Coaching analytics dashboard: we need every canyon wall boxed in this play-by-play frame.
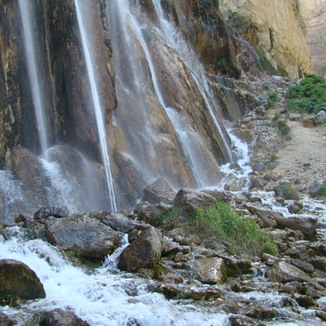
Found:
[220,0,315,77]
[300,0,326,77]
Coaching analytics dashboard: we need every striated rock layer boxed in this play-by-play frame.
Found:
[300,0,326,77]
[220,0,315,77]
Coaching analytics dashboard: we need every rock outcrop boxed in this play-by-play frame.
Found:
[220,0,314,76]
[300,0,326,77]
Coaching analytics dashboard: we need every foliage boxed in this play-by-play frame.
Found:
[277,120,291,137]
[161,203,277,256]
[266,91,280,108]
[317,186,326,197]
[217,58,229,69]
[283,184,300,200]
[196,202,277,256]
[286,74,326,114]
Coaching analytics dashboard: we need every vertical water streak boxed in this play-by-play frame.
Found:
[18,0,49,156]
[74,0,117,212]
[118,0,211,186]
[152,0,233,162]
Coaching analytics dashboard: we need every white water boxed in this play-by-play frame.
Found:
[0,228,229,326]
[152,0,233,162]
[18,0,49,156]
[74,0,117,212]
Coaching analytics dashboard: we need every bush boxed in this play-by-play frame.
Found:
[277,120,291,137]
[196,202,278,256]
[317,186,326,197]
[266,91,280,108]
[286,74,326,114]
[283,184,300,200]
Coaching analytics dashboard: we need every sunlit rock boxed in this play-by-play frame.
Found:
[196,257,227,284]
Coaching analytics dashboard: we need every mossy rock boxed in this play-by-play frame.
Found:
[0,259,45,306]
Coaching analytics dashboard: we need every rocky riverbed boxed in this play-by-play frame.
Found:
[0,75,326,326]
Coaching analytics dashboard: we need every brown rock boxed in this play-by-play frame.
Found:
[118,226,163,272]
[0,259,45,306]
[39,308,89,326]
[196,257,227,284]
[275,216,317,239]
[143,178,176,204]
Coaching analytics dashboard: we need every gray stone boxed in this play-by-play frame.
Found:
[118,226,163,272]
[316,110,326,122]
[101,213,134,233]
[34,207,67,220]
[39,308,89,326]
[174,188,216,214]
[143,178,176,204]
[196,257,227,284]
[275,216,317,239]
[45,215,121,260]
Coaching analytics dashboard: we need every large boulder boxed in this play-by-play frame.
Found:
[275,216,317,239]
[118,226,163,272]
[142,178,176,204]
[34,207,67,220]
[174,188,216,215]
[196,257,227,285]
[39,309,89,326]
[45,215,121,260]
[266,261,324,290]
[0,259,45,306]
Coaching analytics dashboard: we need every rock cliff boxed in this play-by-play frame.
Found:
[220,0,314,77]
[300,0,326,77]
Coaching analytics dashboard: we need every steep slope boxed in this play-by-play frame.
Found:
[300,0,326,77]
[220,0,314,77]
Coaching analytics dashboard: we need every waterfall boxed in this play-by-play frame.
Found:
[152,0,233,162]
[18,0,49,156]
[74,0,117,212]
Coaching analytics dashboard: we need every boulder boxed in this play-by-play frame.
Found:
[275,216,317,239]
[118,226,163,272]
[134,201,173,226]
[316,110,326,122]
[196,257,227,284]
[142,178,176,203]
[174,188,216,214]
[34,207,67,220]
[101,213,134,233]
[39,309,89,326]
[0,259,45,306]
[266,261,324,290]
[244,204,280,228]
[0,312,15,326]
[45,216,121,260]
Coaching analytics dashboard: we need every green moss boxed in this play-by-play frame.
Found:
[266,91,280,108]
[286,74,326,114]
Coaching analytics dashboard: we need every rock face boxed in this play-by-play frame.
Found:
[0,259,46,306]
[300,0,326,77]
[196,257,227,284]
[45,216,121,260]
[220,0,314,76]
[39,309,89,326]
[118,226,163,272]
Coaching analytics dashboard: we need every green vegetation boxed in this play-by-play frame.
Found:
[277,120,291,137]
[317,186,326,197]
[160,203,277,256]
[286,74,326,114]
[266,91,280,108]
[283,184,300,200]
[217,58,229,69]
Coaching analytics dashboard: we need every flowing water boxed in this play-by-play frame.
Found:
[74,0,117,212]
[0,228,229,326]
[18,0,49,156]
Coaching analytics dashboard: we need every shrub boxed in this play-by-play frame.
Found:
[286,74,326,114]
[277,120,291,137]
[283,184,300,200]
[196,202,278,256]
[317,186,326,197]
[267,91,280,108]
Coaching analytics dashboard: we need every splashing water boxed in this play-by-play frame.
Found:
[74,0,117,212]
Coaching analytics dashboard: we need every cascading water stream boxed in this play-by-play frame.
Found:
[74,0,117,212]
[18,0,49,157]
[151,0,233,162]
